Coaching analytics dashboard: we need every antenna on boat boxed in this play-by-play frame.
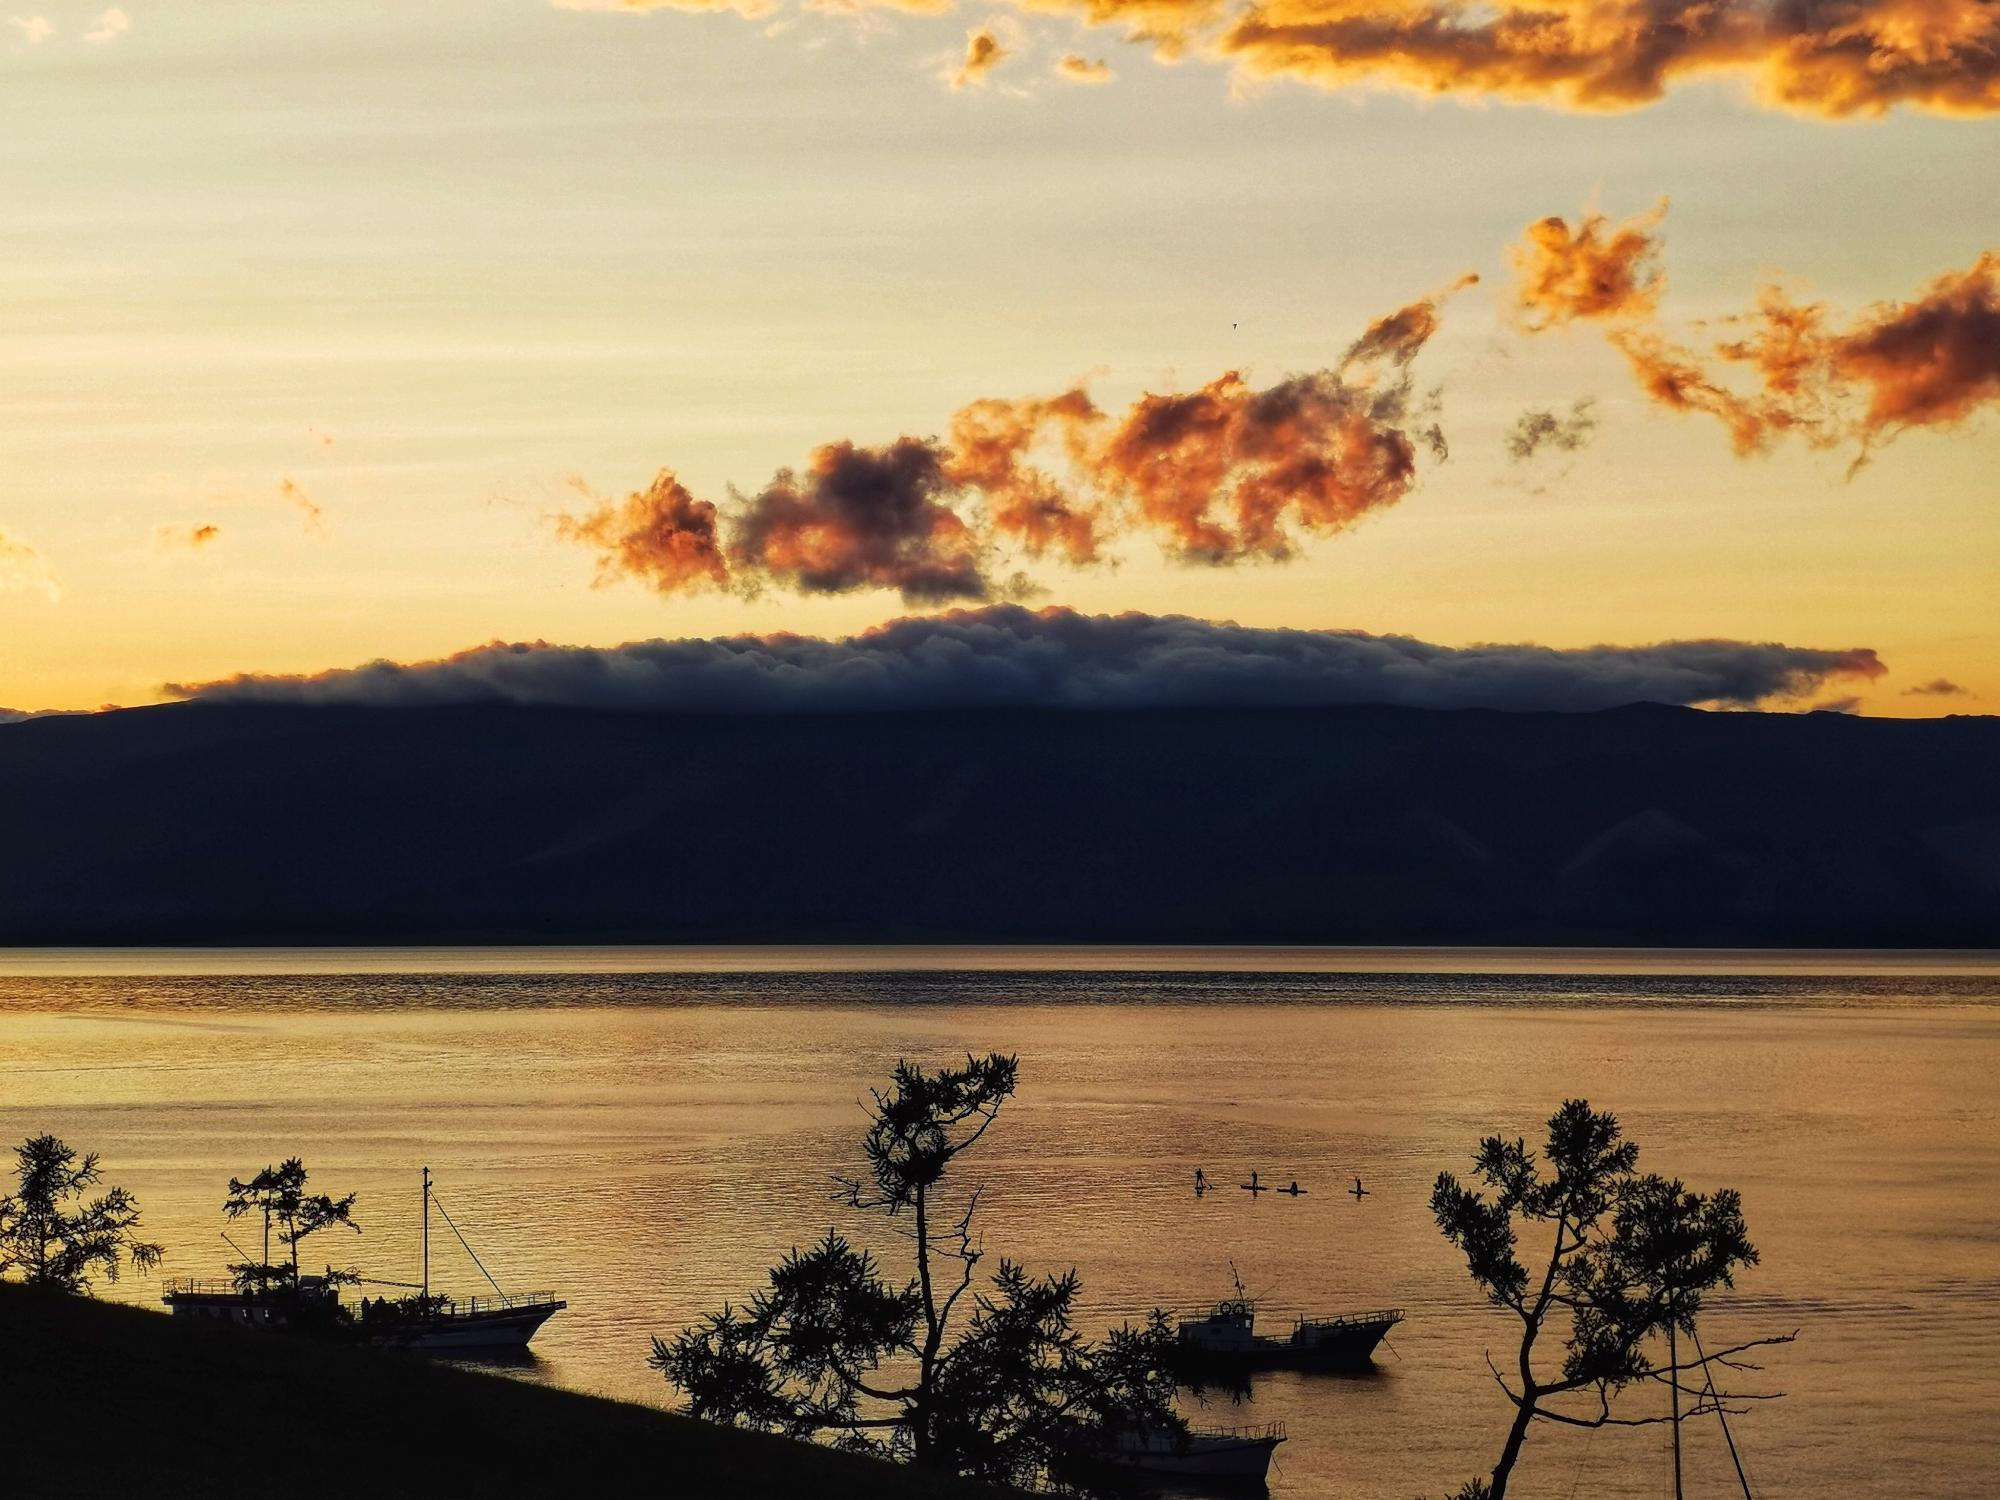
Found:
[421,1165,430,1302]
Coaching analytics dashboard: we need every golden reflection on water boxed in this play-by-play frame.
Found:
[2,953,1997,1497]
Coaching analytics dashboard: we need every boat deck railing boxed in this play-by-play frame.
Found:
[1189,1421,1288,1443]
[419,1293,566,1317]
[1293,1308,1404,1330]
[164,1280,565,1314]
[162,1277,262,1299]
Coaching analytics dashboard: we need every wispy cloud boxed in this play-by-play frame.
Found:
[0,525,60,602]
[156,522,222,551]
[8,14,53,45]
[279,477,328,536]
[1054,52,1112,84]
[947,24,1011,89]
[81,6,127,44]
[1506,398,1599,462]
[1513,201,2000,466]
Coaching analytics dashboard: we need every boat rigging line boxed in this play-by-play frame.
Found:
[429,1188,514,1307]
[1691,1321,1758,1500]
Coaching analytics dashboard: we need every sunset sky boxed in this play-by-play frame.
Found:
[3,0,1996,714]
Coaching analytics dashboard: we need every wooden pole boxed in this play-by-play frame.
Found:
[422,1166,430,1302]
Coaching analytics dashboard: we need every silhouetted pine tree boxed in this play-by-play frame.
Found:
[652,1053,1183,1494]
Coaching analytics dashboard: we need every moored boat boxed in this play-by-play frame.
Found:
[164,1166,564,1351]
[359,1290,565,1350]
[1101,1420,1287,1480]
[355,1166,565,1350]
[1177,1287,1401,1370]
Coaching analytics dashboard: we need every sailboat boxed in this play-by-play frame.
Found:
[358,1168,566,1351]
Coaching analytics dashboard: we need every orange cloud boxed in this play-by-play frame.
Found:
[1346,273,1479,367]
[1515,204,2000,462]
[563,0,2000,117]
[946,389,1106,563]
[1510,201,1666,331]
[1090,362,1438,562]
[729,439,992,601]
[1054,52,1114,83]
[279,477,327,535]
[1827,252,2000,436]
[1636,259,2000,459]
[1614,329,1782,456]
[949,26,1011,88]
[557,286,1469,599]
[555,471,730,592]
[1213,0,2000,117]
[157,523,222,550]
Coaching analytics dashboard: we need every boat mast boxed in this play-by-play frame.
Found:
[421,1165,430,1302]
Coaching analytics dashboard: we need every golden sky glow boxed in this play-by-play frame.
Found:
[1,0,1996,715]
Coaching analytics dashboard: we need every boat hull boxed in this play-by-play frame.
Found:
[1113,1439,1282,1479]
[367,1300,565,1350]
[1180,1311,1401,1370]
[1102,1425,1286,1482]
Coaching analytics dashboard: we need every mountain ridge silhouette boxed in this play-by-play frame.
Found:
[2,700,1994,946]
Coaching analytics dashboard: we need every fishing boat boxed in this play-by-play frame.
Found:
[1177,1273,1400,1370]
[1100,1420,1286,1481]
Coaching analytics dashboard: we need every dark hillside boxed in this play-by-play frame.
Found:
[0,1285,1000,1499]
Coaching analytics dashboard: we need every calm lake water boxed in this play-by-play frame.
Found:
[3,948,1997,1498]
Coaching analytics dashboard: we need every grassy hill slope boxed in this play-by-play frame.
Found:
[0,1285,1001,1499]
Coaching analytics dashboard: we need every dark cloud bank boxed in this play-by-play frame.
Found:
[171,605,1882,716]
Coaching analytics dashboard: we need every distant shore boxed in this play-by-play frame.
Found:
[2,943,1997,978]
[0,1285,1002,1500]
[4,701,1996,947]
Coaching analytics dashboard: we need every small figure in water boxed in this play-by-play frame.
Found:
[1350,1177,1369,1200]
[1194,1167,1207,1195]
[1242,1170,1265,1194]
[1279,1180,1305,1196]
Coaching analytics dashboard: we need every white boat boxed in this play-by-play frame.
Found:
[1102,1420,1287,1480]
